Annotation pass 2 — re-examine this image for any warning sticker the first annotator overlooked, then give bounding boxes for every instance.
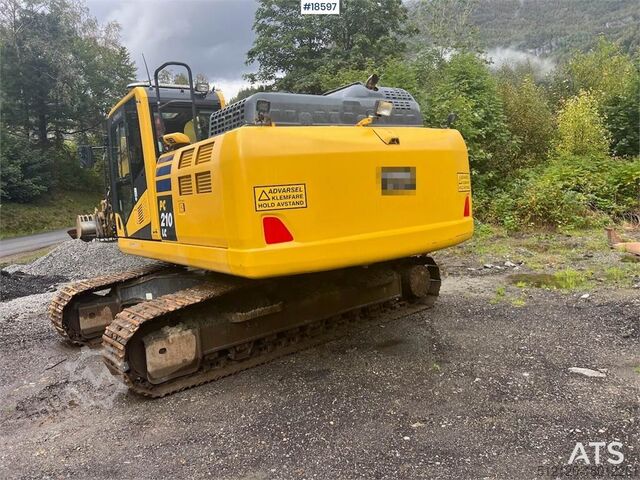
[457,172,471,192]
[253,183,308,212]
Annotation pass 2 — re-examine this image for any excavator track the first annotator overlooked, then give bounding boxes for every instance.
[102,258,441,398]
[48,264,173,345]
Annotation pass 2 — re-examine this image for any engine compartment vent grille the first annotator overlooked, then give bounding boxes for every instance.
[178,175,193,195]
[196,143,214,164]
[179,149,194,169]
[195,171,212,194]
[381,88,414,111]
[209,99,247,137]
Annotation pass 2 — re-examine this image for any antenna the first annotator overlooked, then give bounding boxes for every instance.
[142,53,152,86]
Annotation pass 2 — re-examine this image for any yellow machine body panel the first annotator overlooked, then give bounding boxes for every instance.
[118,121,473,279]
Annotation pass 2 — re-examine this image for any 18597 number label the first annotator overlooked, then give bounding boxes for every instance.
[300,0,340,14]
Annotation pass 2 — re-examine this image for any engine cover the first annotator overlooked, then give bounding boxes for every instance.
[209,83,422,136]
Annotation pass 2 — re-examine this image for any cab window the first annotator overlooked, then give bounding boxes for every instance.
[151,104,213,154]
[110,98,145,225]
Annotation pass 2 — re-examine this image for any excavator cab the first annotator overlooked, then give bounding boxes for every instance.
[105,63,224,241]
[73,63,223,241]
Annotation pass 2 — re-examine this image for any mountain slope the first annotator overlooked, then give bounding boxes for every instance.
[471,0,639,57]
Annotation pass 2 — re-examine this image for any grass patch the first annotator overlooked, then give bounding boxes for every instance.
[453,226,615,270]
[0,190,101,239]
[605,267,627,283]
[490,284,527,307]
[554,269,591,289]
[509,269,592,290]
[602,264,640,287]
[620,255,640,263]
[511,264,639,290]
[490,285,507,304]
[634,366,640,375]
[511,296,527,307]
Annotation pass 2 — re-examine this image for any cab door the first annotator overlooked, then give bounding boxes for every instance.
[109,97,151,238]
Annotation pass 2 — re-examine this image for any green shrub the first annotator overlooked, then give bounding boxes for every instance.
[425,53,516,183]
[564,38,636,102]
[0,130,52,202]
[1,128,104,203]
[559,38,639,157]
[555,91,610,157]
[603,70,640,157]
[483,154,640,230]
[498,75,555,166]
[516,168,593,229]
[54,145,104,193]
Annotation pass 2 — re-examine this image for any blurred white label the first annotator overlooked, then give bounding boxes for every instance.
[301,0,340,15]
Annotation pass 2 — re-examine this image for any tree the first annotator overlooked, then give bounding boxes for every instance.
[157,69,208,86]
[229,85,270,104]
[409,0,480,56]
[1,0,135,144]
[602,69,639,157]
[424,53,515,182]
[558,38,639,156]
[555,91,610,157]
[564,37,635,98]
[0,0,136,202]
[498,73,555,166]
[246,0,409,93]
[0,128,50,201]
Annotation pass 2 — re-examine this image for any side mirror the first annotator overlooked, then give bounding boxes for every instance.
[446,112,457,128]
[195,82,209,94]
[78,145,94,168]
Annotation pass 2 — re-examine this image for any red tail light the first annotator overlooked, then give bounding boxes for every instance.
[263,217,294,244]
[463,195,470,217]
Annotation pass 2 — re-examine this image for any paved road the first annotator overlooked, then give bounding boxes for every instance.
[0,229,71,258]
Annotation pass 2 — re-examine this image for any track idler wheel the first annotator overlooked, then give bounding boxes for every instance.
[398,257,441,306]
[407,265,431,297]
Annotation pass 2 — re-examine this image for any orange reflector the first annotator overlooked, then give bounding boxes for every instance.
[463,195,470,217]
[263,217,294,244]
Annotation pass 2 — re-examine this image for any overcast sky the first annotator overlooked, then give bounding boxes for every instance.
[86,0,259,99]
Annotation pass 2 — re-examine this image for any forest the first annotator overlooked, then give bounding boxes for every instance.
[1,0,638,235]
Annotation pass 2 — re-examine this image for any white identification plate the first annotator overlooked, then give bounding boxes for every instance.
[300,0,340,15]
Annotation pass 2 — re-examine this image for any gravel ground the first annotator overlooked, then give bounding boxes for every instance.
[0,242,638,479]
[2,240,158,280]
[0,271,65,302]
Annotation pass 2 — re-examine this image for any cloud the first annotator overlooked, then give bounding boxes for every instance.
[486,47,556,76]
[85,0,257,98]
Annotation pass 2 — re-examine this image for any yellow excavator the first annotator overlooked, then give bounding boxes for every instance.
[49,62,473,397]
